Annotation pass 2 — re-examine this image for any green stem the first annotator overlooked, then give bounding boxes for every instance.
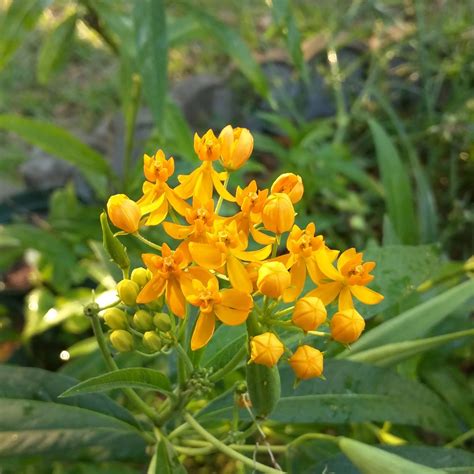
[210,344,248,382]
[445,428,474,448]
[215,174,230,214]
[273,306,294,318]
[176,443,288,456]
[183,413,284,473]
[271,234,280,259]
[89,309,163,426]
[175,341,194,374]
[133,232,162,252]
[98,299,121,311]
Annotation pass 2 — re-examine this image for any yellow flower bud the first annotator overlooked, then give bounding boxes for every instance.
[271,173,304,203]
[219,125,254,170]
[133,310,154,332]
[131,267,149,287]
[292,297,327,332]
[143,331,163,351]
[194,129,221,161]
[262,193,295,234]
[330,308,365,344]
[250,332,285,368]
[153,312,172,332]
[116,279,140,306]
[106,194,141,234]
[257,262,291,298]
[110,329,134,352]
[289,345,323,380]
[103,308,128,330]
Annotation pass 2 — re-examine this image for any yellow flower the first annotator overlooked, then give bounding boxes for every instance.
[308,248,384,310]
[110,330,134,352]
[107,194,141,234]
[219,124,254,170]
[136,243,189,317]
[262,193,295,234]
[257,262,291,298]
[291,296,327,332]
[175,129,235,203]
[250,332,284,367]
[271,173,304,204]
[330,308,365,344]
[183,273,253,350]
[289,345,323,379]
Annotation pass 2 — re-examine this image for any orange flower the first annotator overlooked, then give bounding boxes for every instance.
[183,273,253,350]
[249,332,284,367]
[289,345,323,379]
[292,296,327,332]
[219,124,254,170]
[262,193,295,234]
[257,262,291,298]
[271,173,304,203]
[136,244,189,317]
[330,308,365,344]
[308,248,384,310]
[107,194,141,234]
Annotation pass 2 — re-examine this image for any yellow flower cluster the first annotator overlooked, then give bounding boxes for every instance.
[106,124,383,380]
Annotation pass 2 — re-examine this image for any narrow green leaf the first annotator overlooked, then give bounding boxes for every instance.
[369,119,418,244]
[37,13,77,84]
[100,212,130,270]
[133,0,167,126]
[338,438,443,474]
[341,279,474,355]
[60,368,172,398]
[202,325,246,371]
[0,115,111,196]
[346,329,474,367]
[149,436,186,474]
[0,0,51,71]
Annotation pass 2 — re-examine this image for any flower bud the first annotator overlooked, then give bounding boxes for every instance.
[100,212,130,270]
[257,262,291,298]
[153,312,172,332]
[131,267,149,287]
[133,310,154,332]
[116,279,139,306]
[271,173,304,204]
[262,193,295,234]
[103,308,128,330]
[110,329,134,352]
[143,331,163,351]
[194,129,221,161]
[219,125,254,170]
[330,308,365,344]
[289,345,323,380]
[106,194,141,234]
[292,297,327,332]
[250,332,284,368]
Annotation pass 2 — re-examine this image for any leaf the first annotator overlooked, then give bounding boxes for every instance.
[148,436,186,474]
[133,0,167,126]
[202,324,247,372]
[199,361,460,436]
[369,119,418,244]
[338,438,442,474]
[345,329,474,367]
[37,12,77,84]
[0,0,51,71]
[341,279,474,355]
[0,115,111,197]
[60,368,172,398]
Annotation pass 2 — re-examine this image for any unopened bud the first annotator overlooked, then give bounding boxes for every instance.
[153,312,172,332]
[330,308,365,344]
[249,332,285,368]
[143,331,162,351]
[289,345,324,380]
[133,310,154,332]
[292,296,327,332]
[110,330,134,352]
[257,262,291,298]
[103,308,128,330]
[117,279,139,306]
[131,267,149,287]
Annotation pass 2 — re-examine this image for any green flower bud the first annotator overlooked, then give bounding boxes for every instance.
[103,308,128,330]
[143,331,162,352]
[153,312,172,332]
[133,310,154,332]
[110,330,134,352]
[117,279,139,306]
[131,267,149,287]
[100,212,130,270]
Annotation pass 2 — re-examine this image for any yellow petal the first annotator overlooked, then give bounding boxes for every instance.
[136,277,166,304]
[211,169,236,202]
[283,258,306,302]
[336,248,357,272]
[191,312,216,350]
[350,285,384,305]
[314,248,343,281]
[163,221,193,240]
[250,226,275,245]
[189,242,227,269]
[338,286,354,310]
[164,185,191,216]
[215,289,252,325]
[307,281,343,305]
[306,256,325,284]
[233,245,272,262]
[227,254,253,294]
[166,277,186,317]
[145,198,168,226]
[176,167,200,198]
[195,169,214,203]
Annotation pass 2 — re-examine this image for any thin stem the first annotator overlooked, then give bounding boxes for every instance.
[183,413,284,474]
[175,341,194,374]
[271,234,280,259]
[133,232,162,252]
[89,309,163,426]
[98,299,121,311]
[168,421,190,439]
[210,344,247,382]
[445,428,474,448]
[273,306,294,318]
[215,174,230,214]
[176,443,288,456]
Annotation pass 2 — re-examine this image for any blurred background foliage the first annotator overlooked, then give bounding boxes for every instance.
[0,0,473,472]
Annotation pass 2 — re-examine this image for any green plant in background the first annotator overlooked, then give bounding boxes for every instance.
[0,0,473,472]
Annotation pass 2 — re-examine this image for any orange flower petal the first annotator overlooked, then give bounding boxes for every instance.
[307,281,343,305]
[315,249,343,281]
[227,254,253,294]
[336,248,357,272]
[338,286,354,310]
[166,277,186,317]
[283,258,306,302]
[350,285,384,305]
[233,245,272,262]
[220,288,253,311]
[189,242,227,269]
[145,198,168,226]
[164,185,191,216]
[191,312,216,350]
[163,221,193,240]
[211,169,236,202]
[136,277,166,304]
